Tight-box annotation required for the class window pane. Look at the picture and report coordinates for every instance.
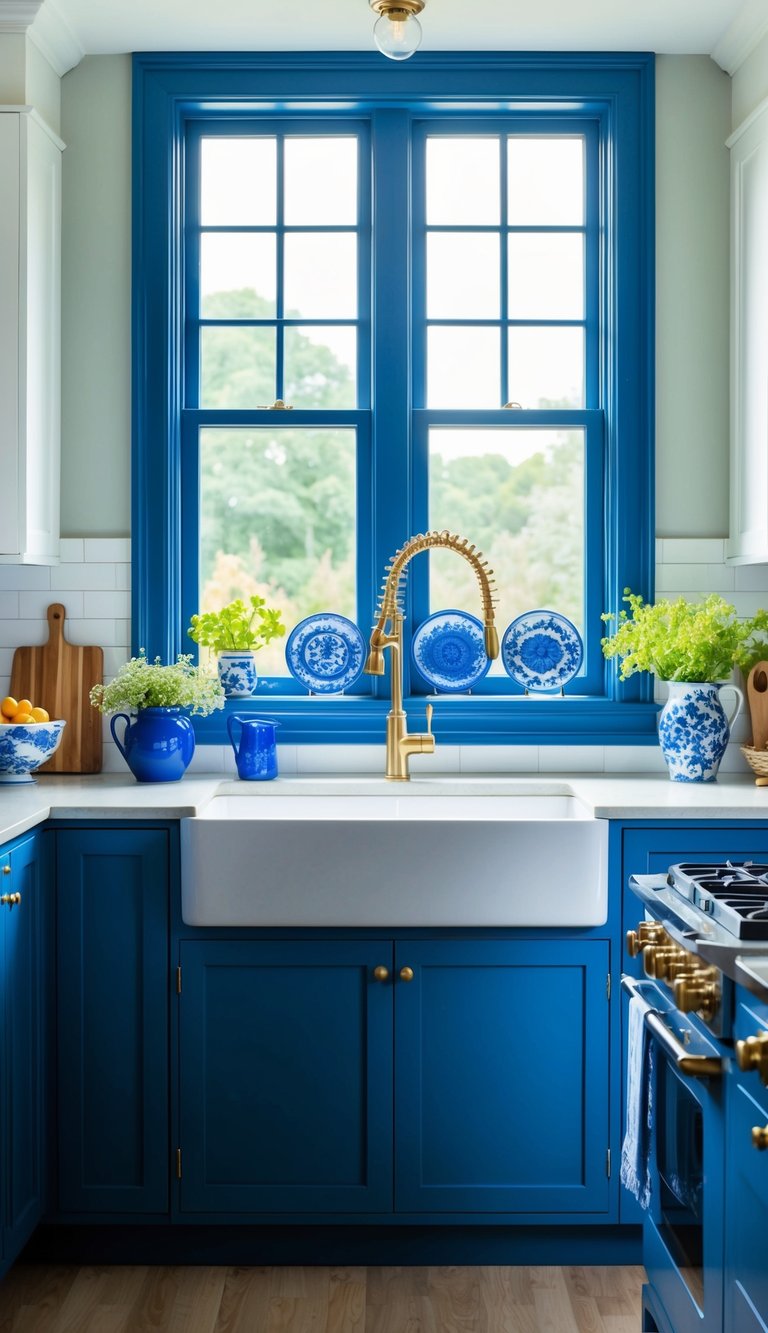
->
[200,327,276,408]
[284,233,357,318]
[507,326,584,408]
[201,233,277,317]
[284,326,357,408]
[428,427,585,674]
[427,233,500,319]
[508,233,584,320]
[200,428,357,676]
[201,138,276,226]
[427,327,500,407]
[426,137,500,224]
[284,137,357,224]
[507,138,584,225]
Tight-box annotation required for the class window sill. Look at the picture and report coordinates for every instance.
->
[193,696,660,747]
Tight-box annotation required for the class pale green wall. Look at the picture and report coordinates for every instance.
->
[654,55,731,537]
[58,52,733,539]
[60,55,131,535]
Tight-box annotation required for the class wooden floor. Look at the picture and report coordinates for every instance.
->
[0,1263,645,1332]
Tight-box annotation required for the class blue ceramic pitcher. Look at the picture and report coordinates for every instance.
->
[227,715,279,781]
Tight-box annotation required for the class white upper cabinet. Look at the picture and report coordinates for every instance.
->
[728,100,768,565]
[0,108,62,565]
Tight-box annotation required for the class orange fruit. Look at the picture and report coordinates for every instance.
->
[15,699,33,716]
[13,713,33,724]
[1,696,18,718]
[29,706,49,723]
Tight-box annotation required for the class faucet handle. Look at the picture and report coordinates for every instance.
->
[426,703,433,735]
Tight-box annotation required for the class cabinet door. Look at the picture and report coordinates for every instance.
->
[56,828,169,1214]
[0,832,48,1265]
[725,997,768,1333]
[394,938,610,1214]
[179,940,393,1214]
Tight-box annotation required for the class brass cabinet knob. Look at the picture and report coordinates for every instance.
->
[372,965,389,982]
[752,1125,768,1151]
[736,1033,768,1084]
[0,892,21,907]
[2,864,10,875]
[399,966,414,983]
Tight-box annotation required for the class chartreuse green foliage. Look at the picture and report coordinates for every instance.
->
[90,654,225,716]
[187,596,285,654]
[601,591,768,683]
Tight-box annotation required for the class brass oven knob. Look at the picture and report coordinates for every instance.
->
[626,922,665,958]
[372,966,389,982]
[736,1033,768,1085]
[643,945,683,980]
[673,974,720,1023]
[0,892,21,908]
[399,966,414,983]
[752,1125,768,1151]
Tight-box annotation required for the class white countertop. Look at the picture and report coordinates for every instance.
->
[0,770,767,846]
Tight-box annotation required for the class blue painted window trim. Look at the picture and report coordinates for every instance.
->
[132,51,656,746]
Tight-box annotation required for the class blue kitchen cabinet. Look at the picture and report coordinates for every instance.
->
[0,830,49,1274]
[55,827,170,1215]
[394,938,611,1215]
[178,936,610,1218]
[725,992,768,1333]
[178,939,394,1214]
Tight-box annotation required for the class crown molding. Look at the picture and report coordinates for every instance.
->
[0,1,44,30]
[712,0,768,75]
[28,0,83,74]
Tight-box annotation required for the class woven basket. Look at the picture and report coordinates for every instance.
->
[741,745,768,779]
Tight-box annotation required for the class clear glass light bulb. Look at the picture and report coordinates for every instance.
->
[373,11,422,60]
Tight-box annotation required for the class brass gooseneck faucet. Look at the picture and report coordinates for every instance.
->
[364,531,499,780]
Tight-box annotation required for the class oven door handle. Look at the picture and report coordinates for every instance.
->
[621,975,723,1078]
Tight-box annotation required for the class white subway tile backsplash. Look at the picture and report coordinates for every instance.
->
[460,745,539,773]
[538,746,605,772]
[58,538,84,562]
[115,564,131,590]
[101,741,127,773]
[19,589,83,621]
[84,537,131,563]
[659,537,726,564]
[604,745,667,773]
[734,563,768,592]
[0,565,50,591]
[65,618,121,646]
[0,649,14,677]
[0,593,19,619]
[0,619,50,648]
[83,590,131,619]
[50,563,117,591]
[655,563,735,593]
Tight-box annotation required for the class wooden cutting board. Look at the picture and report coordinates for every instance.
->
[747,660,768,751]
[9,603,104,773]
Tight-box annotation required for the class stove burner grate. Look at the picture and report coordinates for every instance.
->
[666,862,768,940]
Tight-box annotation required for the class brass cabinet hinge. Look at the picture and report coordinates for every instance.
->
[606,1148,611,1178]
[176,966,182,994]
[176,1148,182,1179]
[606,973,611,1001]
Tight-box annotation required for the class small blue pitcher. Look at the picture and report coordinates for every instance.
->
[227,714,279,781]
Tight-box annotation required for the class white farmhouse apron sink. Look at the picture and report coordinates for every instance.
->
[180,779,608,928]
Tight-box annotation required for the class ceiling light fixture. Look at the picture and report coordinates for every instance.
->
[370,0,426,61]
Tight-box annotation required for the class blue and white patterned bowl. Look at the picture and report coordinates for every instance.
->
[0,721,66,783]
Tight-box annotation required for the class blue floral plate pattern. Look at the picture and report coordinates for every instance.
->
[501,610,583,692]
[411,610,491,693]
[285,613,366,694]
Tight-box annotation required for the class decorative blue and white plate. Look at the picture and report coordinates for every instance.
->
[285,613,366,694]
[501,610,583,692]
[411,610,491,693]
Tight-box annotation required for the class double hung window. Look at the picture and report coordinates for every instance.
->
[133,53,655,743]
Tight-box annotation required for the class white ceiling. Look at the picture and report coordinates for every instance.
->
[18,0,768,77]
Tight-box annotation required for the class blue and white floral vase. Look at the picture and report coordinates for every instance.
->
[217,651,258,698]
[657,681,743,782]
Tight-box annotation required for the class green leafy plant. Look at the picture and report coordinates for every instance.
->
[90,653,225,716]
[601,590,768,683]
[187,596,285,654]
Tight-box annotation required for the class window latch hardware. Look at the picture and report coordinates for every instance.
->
[257,399,294,410]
